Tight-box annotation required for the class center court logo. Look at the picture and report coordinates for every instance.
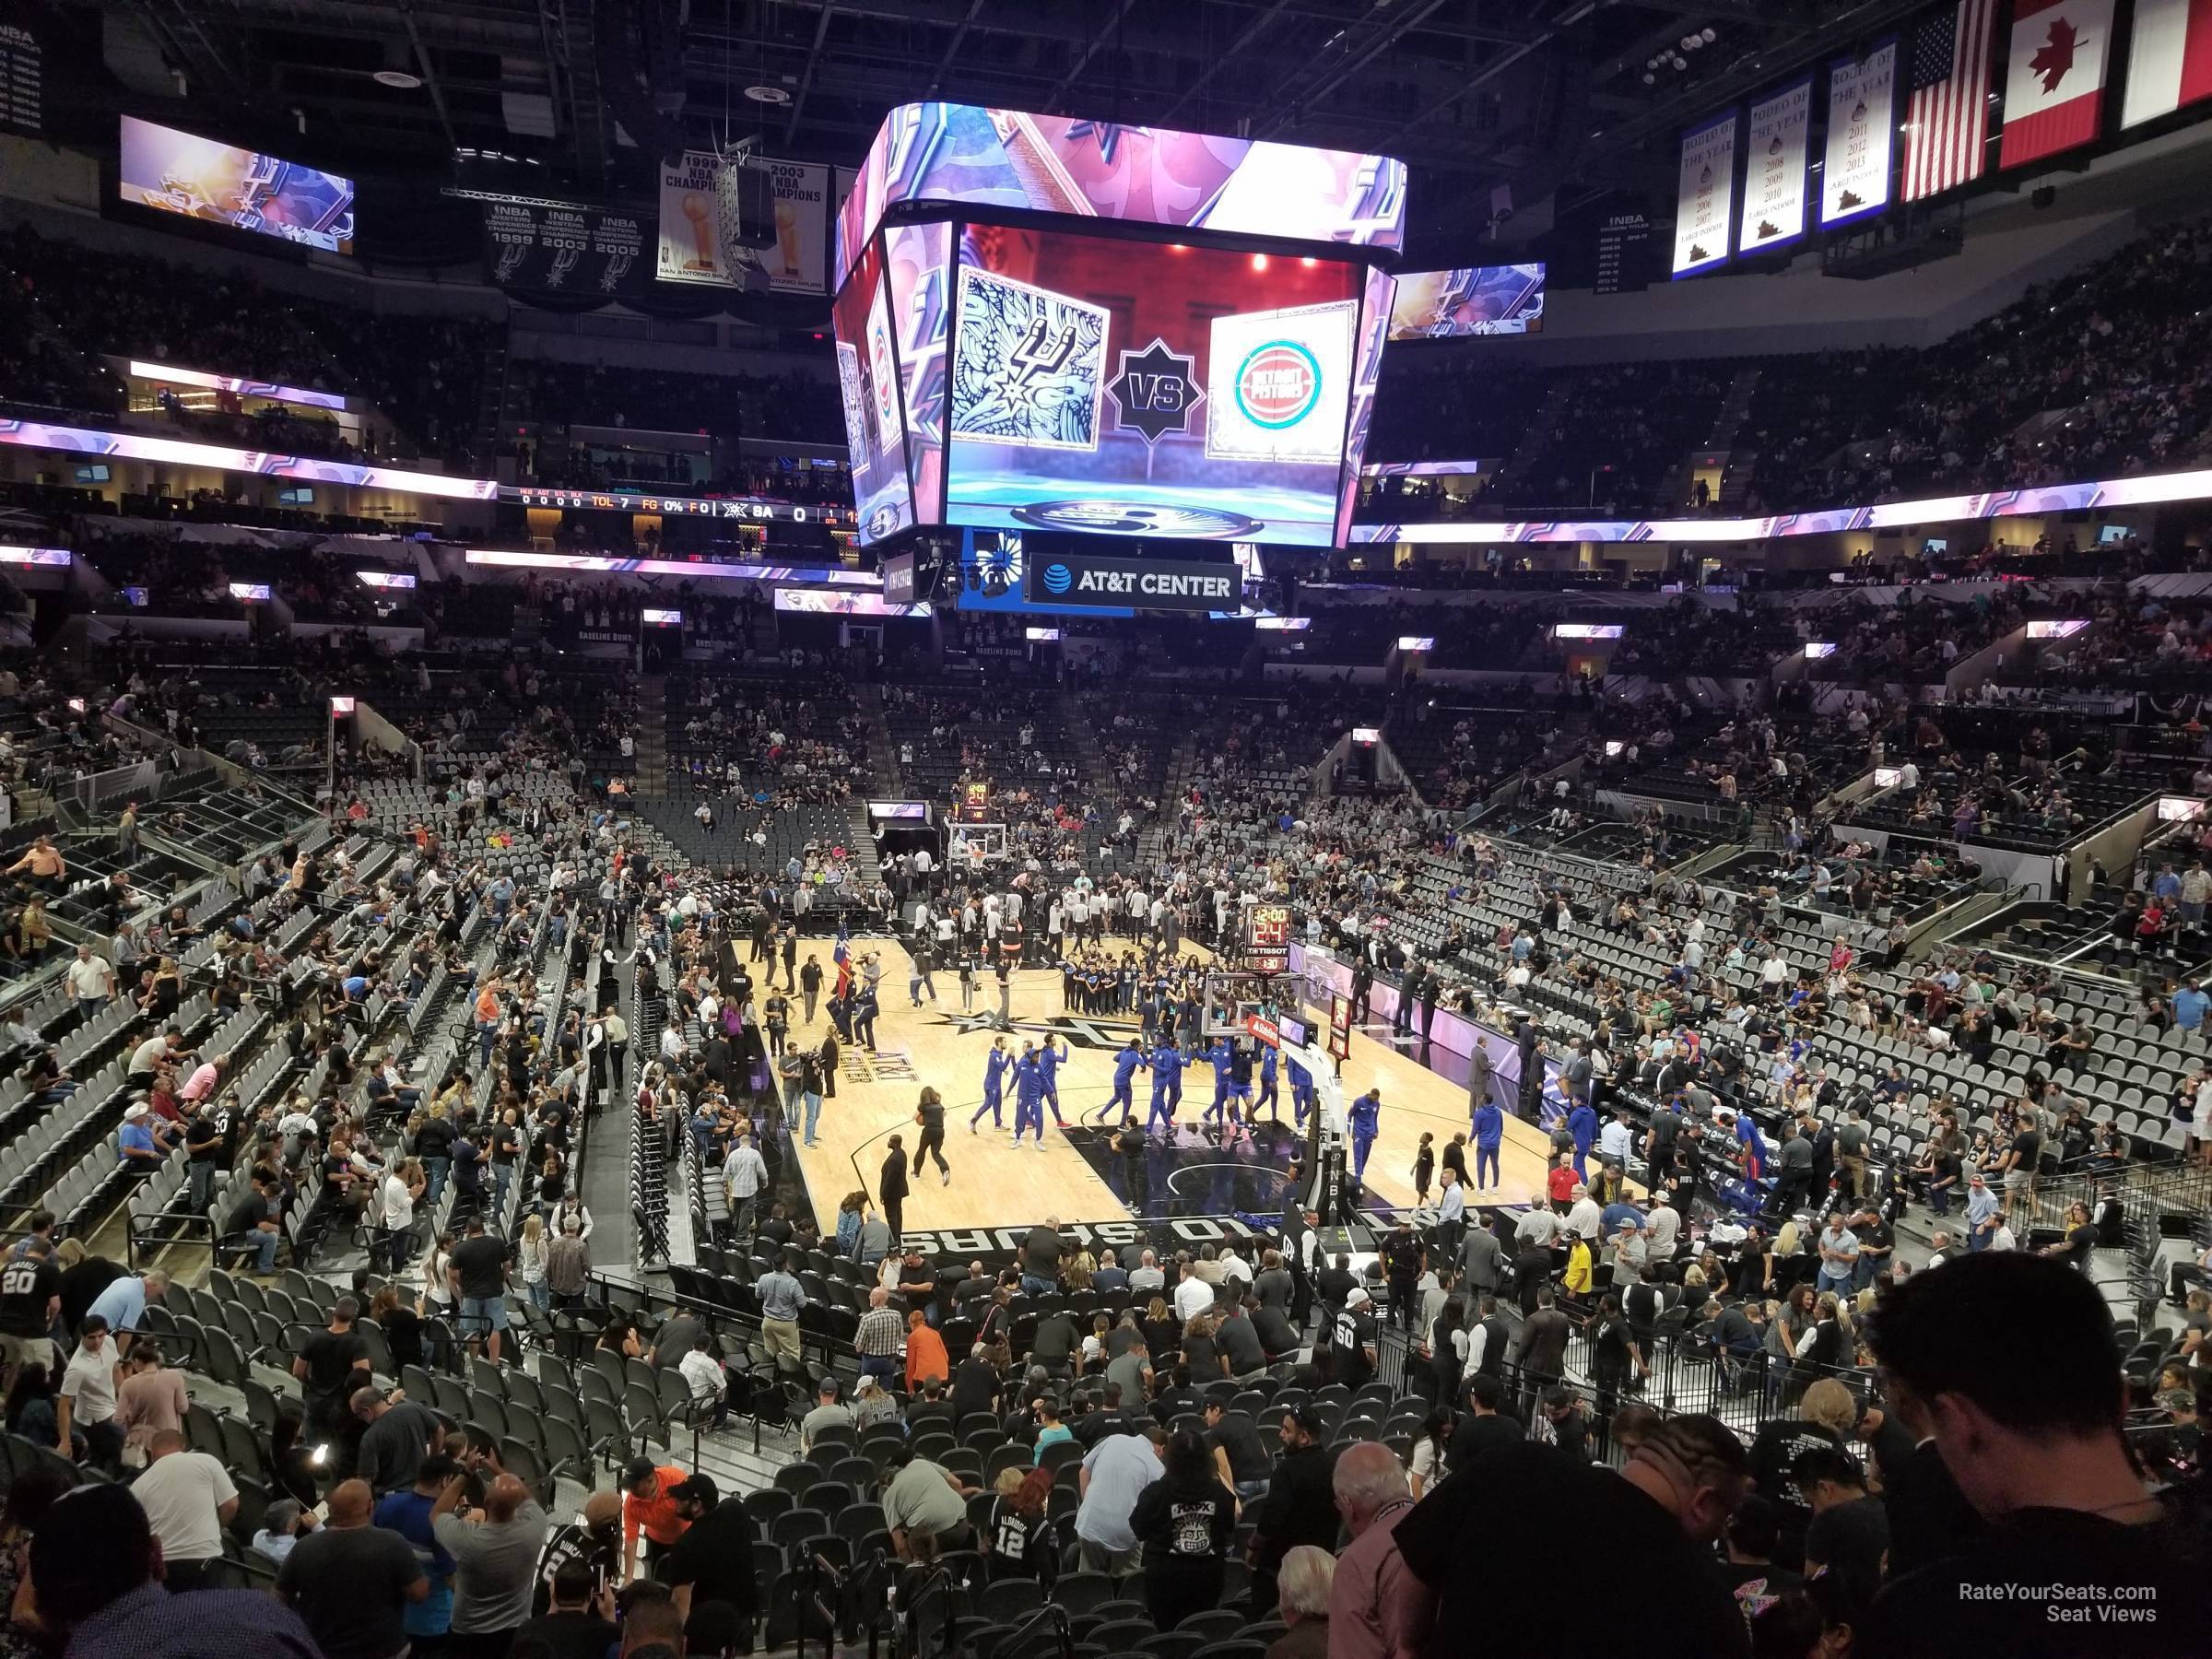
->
[1235,340,1322,429]
[1041,562,1073,594]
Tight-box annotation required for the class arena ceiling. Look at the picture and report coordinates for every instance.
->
[83,0,1942,246]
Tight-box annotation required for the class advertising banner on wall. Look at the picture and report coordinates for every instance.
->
[1738,77,1812,254]
[1822,41,1899,227]
[1671,110,1737,277]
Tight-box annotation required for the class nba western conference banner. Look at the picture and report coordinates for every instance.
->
[656,150,830,294]
[1022,550,1240,613]
[1738,78,1812,253]
[1822,42,1898,227]
[1671,111,1737,277]
[482,202,648,298]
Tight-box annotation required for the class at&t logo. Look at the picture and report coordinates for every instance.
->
[1041,562,1073,594]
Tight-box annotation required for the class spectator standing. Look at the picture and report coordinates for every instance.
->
[1128,1427,1236,1630]
[55,1317,122,1465]
[124,1429,237,1590]
[375,1455,460,1656]
[1245,1406,1339,1618]
[1327,1443,1415,1659]
[280,1478,430,1659]
[432,1470,548,1658]
[619,1459,691,1583]
[1074,1423,1165,1573]
[659,1474,760,1644]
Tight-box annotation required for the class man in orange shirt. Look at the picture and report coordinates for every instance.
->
[620,1457,692,1583]
[904,1307,948,1394]
[475,978,504,1068]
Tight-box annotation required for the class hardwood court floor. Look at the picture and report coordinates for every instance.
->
[783,938,1552,1233]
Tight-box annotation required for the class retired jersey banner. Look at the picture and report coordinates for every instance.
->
[1822,42,1899,227]
[1671,111,1737,277]
[1739,78,1813,254]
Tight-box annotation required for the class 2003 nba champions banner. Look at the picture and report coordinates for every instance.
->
[1671,110,1737,277]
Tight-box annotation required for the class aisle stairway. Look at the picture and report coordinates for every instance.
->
[635,676,668,798]
[859,683,903,795]
[1056,688,1108,784]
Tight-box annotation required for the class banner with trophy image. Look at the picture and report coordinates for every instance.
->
[656,149,830,293]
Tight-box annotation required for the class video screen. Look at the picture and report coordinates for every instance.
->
[118,117,356,254]
[830,235,916,543]
[1387,265,1546,339]
[943,228,1363,546]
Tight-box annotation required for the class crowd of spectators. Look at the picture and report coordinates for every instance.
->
[503,359,842,449]
[0,223,494,468]
[1364,215,2212,520]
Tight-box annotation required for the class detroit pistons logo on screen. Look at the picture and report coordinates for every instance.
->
[1234,340,1324,429]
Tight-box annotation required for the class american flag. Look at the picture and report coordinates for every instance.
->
[1901,0,1998,201]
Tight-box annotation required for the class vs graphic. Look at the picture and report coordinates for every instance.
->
[1109,338,1205,444]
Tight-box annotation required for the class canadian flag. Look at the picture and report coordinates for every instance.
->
[2123,0,2212,127]
[1998,0,2116,168]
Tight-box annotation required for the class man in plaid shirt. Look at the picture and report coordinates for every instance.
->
[854,1287,903,1387]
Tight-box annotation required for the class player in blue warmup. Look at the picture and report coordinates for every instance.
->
[1219,1041,1255,1137]
[1201,1033,1236,1129]
[1037,1034,1070,1126]
[1472,1095,1504,1191]
[1147,1039,1182,1135]
[1107,1037,1147,1124]
[971,1035,1011,1132]
[1288,1049,1314,1126]
[1253,1042,1280,1121]
[1011,1042,1048,1147]
[1348,1086,1382,1182]
[1566,1096,1599,1182]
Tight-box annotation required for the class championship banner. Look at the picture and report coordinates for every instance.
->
[656,150,830,293]
[1822,41,1899,228]
[1671,110,1737,277]
[482,202,647,298]
[1738,78,1812,254]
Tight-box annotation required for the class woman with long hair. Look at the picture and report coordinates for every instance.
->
[516,1214,551,1310]
[980,1465,1057,1588]
[835,1190,866,1259]
[1407,1404,1451,1499]
[1128,1428,1235,1630]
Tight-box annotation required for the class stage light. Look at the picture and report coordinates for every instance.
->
[1251,254,1268,271]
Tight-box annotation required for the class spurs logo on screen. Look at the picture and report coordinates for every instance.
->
[1206,300,1356,465]
[950,269,1108,451]
[1107,338,1203,444]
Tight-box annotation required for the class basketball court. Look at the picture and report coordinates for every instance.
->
[771,935,1552,1244]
